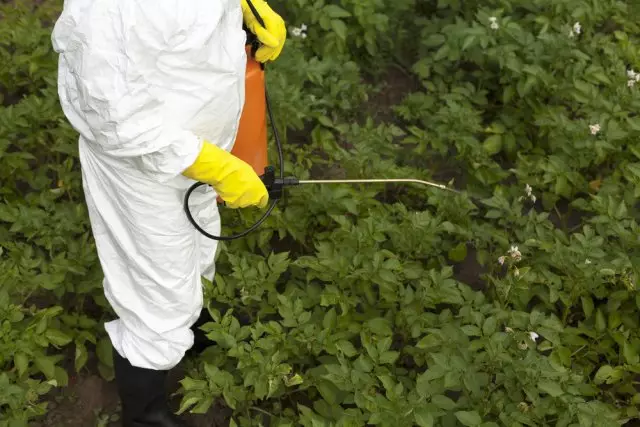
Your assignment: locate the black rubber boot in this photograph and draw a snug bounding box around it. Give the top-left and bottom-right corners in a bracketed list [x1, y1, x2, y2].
[189, 307, 213, 355]
[113, 348, 189, 427]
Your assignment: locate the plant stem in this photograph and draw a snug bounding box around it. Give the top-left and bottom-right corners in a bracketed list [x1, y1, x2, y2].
[250, 406, 276, 419]
[571, 345, 587, 357]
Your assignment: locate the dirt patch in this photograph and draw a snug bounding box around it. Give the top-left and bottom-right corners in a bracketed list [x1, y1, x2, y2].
[32, 374, 120, 427]
[31, 358, 231, 427]
[452, 245, 488, 292]
[365, 65, 420, 123]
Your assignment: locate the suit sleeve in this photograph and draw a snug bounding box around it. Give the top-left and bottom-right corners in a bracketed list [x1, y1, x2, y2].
[65, 0, 228, 182]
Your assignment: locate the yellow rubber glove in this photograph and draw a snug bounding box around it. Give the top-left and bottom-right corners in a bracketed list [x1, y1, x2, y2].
[241, 0, 286, 63]
[182, 141, 269, 209]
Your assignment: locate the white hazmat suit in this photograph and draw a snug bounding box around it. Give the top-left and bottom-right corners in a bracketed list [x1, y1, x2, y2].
[52, 0, 247, 371]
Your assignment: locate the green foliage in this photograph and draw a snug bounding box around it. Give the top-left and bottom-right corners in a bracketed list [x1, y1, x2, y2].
[1, 0, 640, 426]
[0, 2, 113, 424]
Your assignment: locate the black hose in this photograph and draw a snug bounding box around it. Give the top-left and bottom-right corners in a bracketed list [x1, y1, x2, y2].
[183, 86, 284, 241]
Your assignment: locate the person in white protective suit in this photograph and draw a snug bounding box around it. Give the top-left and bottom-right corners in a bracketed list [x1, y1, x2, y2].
[51, 0, 286, 425]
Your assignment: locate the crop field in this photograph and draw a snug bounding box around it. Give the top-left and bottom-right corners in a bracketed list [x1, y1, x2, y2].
[1, 0, 639, 426]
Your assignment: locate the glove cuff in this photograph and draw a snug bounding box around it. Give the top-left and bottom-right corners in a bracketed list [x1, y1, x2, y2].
[182, 140, 234, 185]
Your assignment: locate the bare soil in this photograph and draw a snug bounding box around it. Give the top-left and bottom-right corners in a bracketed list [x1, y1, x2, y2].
[31, 359, 231, 427]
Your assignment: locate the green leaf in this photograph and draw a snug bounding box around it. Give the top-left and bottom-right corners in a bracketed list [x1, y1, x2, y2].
[181, 377, 208, 391]
[316, 380, 340, 405]
[444, 371, 460, 388]
[414, 408, 435, 427]
[36, 317, 48, 335]
[317, 116, 333, 128]
[14, 353, 29, 376]
[608, 311, 621, 330]
[75, 341, 88, 372]
[581, 296, 594, 319]
[284, 373, 304, 387]
[35, 356, 56, 379]
[595, 309, 606, 332]
[503, 85, 516, 104]
[455, 411, 482, 426]
[574, 79, 592, 94]
[594, 365, 614, 384]
[538, 380, 564, 397]
[55, 366, 69, 387]
[623, 341, 639, 365]
[591, 71, 612, 85]
[461, 325, 482, 337]
[483, 317, 497, 336]
[96, 338, 113, 368]
[336, 340, 358, 357]
[177, 394, 201, 415]
[204, 363, 221, 381]
[323, 308, 337, 330]
[416, 334, 441, 349]
[379, 351, 400, 365]
[366, 318, 393, 336]
[432, 394, 456, 410]
[45, 329, 73, 347]
[461, 35, 477, 51]
[448, 242, 467, 263]
[482, 135, 502, 155]
[354, 355, 374, 373]
[518, 75, 536, 97]
[434, 44, 450, 61]
[324, 5, 352, 18]
[191, 396, 214, 414]
[331, 20, 348, 41]
[423, 34, 446, 47]
[98, 362, 114, 382]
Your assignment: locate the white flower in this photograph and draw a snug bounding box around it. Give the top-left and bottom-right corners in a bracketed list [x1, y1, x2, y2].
[529, 331, 539, 342]
[514, 267, 520, 277]
[569, 22, 581, 38]
[573, 22, 581, 35]
[589, 124, 601, 135]
[627, 69, 640, 88]
[498, 256, 506, 265]
[518, 341, 528, 350]
[508, 245, 522, 261]
[585, 259, 592, 264]
[290, 24, 308, 38]
[505, 327, 514, 333]
[523, 184, 537, 203]
[489, 17, 499, 30]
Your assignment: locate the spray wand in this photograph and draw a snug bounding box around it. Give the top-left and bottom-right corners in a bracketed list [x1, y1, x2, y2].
[183, 95, 462, 242]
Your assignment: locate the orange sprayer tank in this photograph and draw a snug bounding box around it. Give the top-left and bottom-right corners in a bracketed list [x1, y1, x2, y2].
[231, 45, 268, 175]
